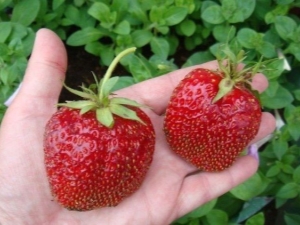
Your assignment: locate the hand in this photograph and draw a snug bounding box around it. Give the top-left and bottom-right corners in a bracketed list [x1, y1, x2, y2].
[0, 29, 276, 225]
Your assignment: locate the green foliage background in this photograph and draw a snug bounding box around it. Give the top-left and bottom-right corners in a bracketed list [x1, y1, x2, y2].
[1, 0, 300, 224]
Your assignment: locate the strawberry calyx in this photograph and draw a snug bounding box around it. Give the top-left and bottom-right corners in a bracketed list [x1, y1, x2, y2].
[58, 47, 147, 128]
[212, 45, 271, 104]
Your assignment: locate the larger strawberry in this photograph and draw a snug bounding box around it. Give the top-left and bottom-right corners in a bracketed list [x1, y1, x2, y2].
[164, 46, 267, 172]
[44, 48, 155, 211]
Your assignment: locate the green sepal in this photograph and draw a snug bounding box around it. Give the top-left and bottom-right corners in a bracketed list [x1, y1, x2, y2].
[96, 107, 114, 128]
[212, 78, 234, 104]
[110, 104, 146, 125]
[58, 100, 97, 109]
[63, 84, 96, 100]
[110, 97, 148, 108]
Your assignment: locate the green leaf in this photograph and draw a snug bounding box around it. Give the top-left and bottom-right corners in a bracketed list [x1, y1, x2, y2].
[245, 212, 265, 225]
[128, 54, 154, 82]
[284, 105, 300, 141]
[230, 173, 268, 200]
[0, 0, 11, 11]
[261, 85, 294, 109]
[257, 41, 276, 58]
[179, 19, 196, 37]
[11, 0, 40, 26]
[284, 213, 300, 225]
[100, 46, 115, 66]
[237, 28, 261, 49]
[111, 76, 135, 91]
[150, 37, 170, 59]
[182, 51, 214, 68]
[204, 209, 228, 224]
[276, 182, 299, 199]
[88, 2, 116, 28]
[52, 0, 65, 10]
[97, 107, 114, 128]
[266, 165, 281, 177]
[149, 5, 164, 23]
[131, 30, 153, 47]
[113, 20, 131, 35]
[201, 5, 225, 24]
[274, 16, 297, 41]
[178, 199, 217, 221]
[263, 59, 284, 80]
[213, 25, 236, 43]
[293, 166, 300, 184]
[233, 197, 272, 224]
[67, 28, 103, 46]
[0, 22, 12, 43]
[88, 2, 109, 21]
[164, 6, 188, 26]
[272, 139, 288, 160]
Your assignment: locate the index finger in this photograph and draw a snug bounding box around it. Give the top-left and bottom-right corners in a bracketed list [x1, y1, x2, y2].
[115, 61, 269, 115]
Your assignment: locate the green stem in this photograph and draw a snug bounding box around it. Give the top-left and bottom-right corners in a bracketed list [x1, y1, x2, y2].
[99, 47, 136, 100]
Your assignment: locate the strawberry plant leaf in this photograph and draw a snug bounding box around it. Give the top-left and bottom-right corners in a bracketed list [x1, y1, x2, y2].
[11, 0, 40, 26]
[67, 27, 103, 46]
[163, 6, 188, 26]
[111, 76, 135, 91]
[131, 30, 153, 47]
[272, 139, 288, 160]
[201, 4, 225, 24]
[52, 0, 64, 10]
[230, 173, 268, 201]
[276, 182, 299, 199]
[128, 54, 155, 82]
[113, 20, 131, 35]
[245, 212, 265, 225]
[182, 51, 214, 68]
[274, 16, 297, 41]
[293, 166, 300, 184]
[203, 209, 228, 225]
[0, 22, 12, 43]
[232, 197, 272, 224]
[237, 28, 261, 49]
[179, 19, 196, 37]
[260, 85, 293, 109]
[150, 37, 170, 59]
[284, 213, 300, 225]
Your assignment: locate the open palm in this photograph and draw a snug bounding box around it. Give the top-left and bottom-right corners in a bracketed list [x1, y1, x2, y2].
[0, 29, 275, 225]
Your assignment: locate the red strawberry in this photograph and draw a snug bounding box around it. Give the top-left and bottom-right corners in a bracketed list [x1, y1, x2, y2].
[164, 47, 265, 172]
[44, 48, 155, 211]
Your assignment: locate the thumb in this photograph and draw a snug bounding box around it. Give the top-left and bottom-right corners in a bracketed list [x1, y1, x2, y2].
[9, 28, 67, 116]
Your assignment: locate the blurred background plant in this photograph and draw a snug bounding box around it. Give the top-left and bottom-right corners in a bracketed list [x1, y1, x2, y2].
[1, 0, 300, 224]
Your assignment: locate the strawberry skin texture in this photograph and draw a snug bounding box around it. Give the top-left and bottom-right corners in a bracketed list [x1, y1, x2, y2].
[164, 68, 262, 172]
[44, 107, 155, 211]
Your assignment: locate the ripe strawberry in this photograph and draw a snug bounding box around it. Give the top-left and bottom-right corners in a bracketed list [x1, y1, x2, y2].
[44, 48, 155, 211]
[164, 47, 265, 172]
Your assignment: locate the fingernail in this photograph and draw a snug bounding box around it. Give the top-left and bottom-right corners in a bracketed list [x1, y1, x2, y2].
[247, 144, 259, 161]
[4, 83, 22, 107]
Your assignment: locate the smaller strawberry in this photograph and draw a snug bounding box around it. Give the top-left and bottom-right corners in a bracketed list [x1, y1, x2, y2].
[164, 46, 271, 172]
[44, 48, 155, 211]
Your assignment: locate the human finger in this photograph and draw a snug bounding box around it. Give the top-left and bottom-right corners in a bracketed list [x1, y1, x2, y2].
[9, 28, 67, 115]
